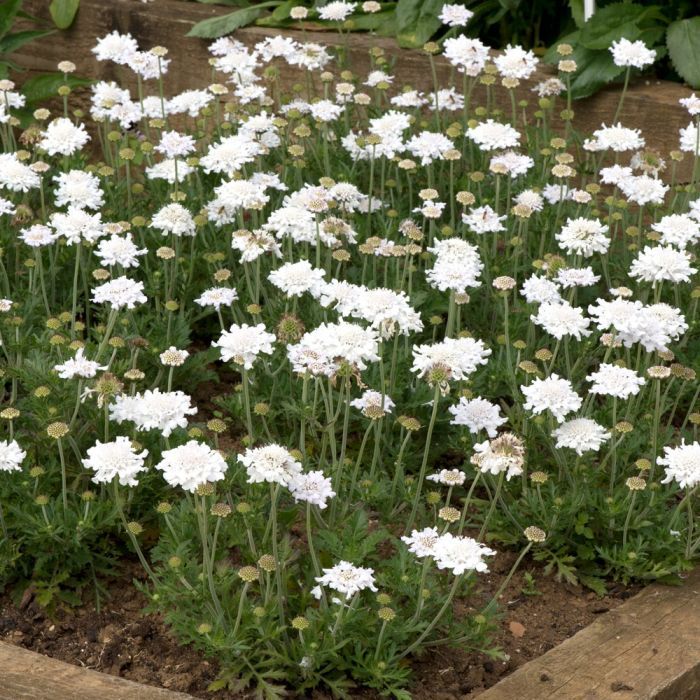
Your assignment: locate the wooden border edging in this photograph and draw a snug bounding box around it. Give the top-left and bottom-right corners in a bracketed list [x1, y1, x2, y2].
[477, 567, 700, 699]
[13, 0, 698, 179]
[0, 639, 195, 699]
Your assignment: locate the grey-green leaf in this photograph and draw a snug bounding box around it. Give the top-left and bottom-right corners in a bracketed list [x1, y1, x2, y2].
[49, 0, 80, 30]
[667, 17, 700, 89]
[186, 3, 278, 39]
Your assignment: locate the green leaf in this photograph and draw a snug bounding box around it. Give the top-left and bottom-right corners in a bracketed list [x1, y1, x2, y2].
[395, 0, 443, 48]
[20, 72, 92, 104]
[0, 29, 55, 54]
[0, 0, 22, 40]
[667, 17, 700, 88]
[570, 47, 626, 99]
[49, 0, 80, 30]
[579, 3, 648, 50]
[186, 2, 279, 38]
[568, 0, 584, 28]
[269, 0, 296, 21]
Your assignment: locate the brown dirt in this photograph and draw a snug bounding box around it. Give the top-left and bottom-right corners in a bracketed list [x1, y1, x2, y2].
[0, 554, 639, 699]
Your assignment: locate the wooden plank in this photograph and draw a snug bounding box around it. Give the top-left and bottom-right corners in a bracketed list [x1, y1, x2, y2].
[478, 568, 700, 700]
[13, 0, 697, 180]
[0, 639, 195, 700]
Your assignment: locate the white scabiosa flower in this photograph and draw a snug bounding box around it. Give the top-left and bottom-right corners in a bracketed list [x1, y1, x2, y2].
[109, 389, 197, 437]
[238, 443, 302, 487]
[38, 118, 90, 156]
[0, 153, 40, 192]
[94, 234, 147, 269]
[658, 441, 700, 489]
[212, 323, 275, 368]
[351, 287, 423, 338]
[472, 433, 525, 480]
[401, 527, 440, 558]
[586, 363, 646, 400]
[629, 245, 695, 284]
[151, 203, 196, 237]
[314, 560, 377, 599]
[156, 440, 228, 492]
[51, 206, 104, 245]
[443, 36, 488, 76]
[53, 170, 104, 210]
[195, 287, 238, 310]
[556, 267, 600, 289]
[521, 275, 562, 304]
[411, 336, 491, 383]
[521, 374, 582, 423]
[20, 224, 57, 248]
[531, 301, 591, 340]
[155, 130, 196, 159]
[405, 130, 455, 165]
[92, 31, 139, 64]
[159, 347, 189, 367]
[556, 217, 610, 257]
[552, 418, 610, 456]
[0, 439, 26, 472]
[466, 119, 520, 151]
[610, 38, 656, 69]
[462, 204, 507, 234]
[349, 390, 395, 417]
[431, 533, 496, 575]
[289, 470, 336, 509]
[592, 123, 644, 152]
[494, 44, 538, 79]
[427, 468, 467, 486]
[448, 396, 506, 438]
[318, 1, 356, 22]
[83, 436, 148, 486]
[618, 174, 668, 206]
[54, 348, 107, 379]
[652, 214, 700, 250]
[268, 260, 326, 298]
[92, 276, 147, 309]
[439, 3, 473, 26]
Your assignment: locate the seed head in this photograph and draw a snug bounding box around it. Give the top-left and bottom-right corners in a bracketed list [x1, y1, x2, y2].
[524, 526, 546, 543]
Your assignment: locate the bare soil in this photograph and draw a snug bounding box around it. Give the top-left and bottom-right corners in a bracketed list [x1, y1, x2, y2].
[0, 554, 639, 699]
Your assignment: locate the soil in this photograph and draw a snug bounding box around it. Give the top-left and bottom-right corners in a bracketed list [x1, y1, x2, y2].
[0, 554, 639, 699]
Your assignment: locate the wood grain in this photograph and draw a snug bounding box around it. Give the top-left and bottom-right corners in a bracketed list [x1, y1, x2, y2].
[0, 640, 195, 699]
[478, 568, 700, 699]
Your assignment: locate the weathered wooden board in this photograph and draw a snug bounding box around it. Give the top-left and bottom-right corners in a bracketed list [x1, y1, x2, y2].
[478, 567, 700, 699]
[13, 0, 697, 177]
[0, 639, 195, 699]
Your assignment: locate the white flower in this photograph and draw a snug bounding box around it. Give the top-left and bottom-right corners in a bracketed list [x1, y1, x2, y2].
[54, 348, 107, 379]
[84, 436, 148, 486]
[318, 1, 356, 22]
[439, 3, 473, 26]
[592, 123, 644, 152]
[289, 470, 336, 509]
[448, 397, 506, 438]
[599, 164, 633, 186]
[494, 45, 538, 79]
[350, 287, 423, 338]
[680, 93, 700, 116]
[146, 159, 194, 184]
[521, 374, 582, 423]
[151, 203, 196, 237]
[95, 233, 147, 269]
[92, 31, 138, 64]
[212, 323, 275, 368]
[349, 390, 395, 417]
[20, 224, 57, 248]
[50, 206, 104, 245]
[200, 133, 263, 176]
[401, 527, 440, 558]
[405, 131, 455, 165]
[586, 363, 646, 399]
[54, 170, 104, 210]
[521, 275, 562, 304]
[466, 119, 520, 151]
[658, 441, 700, 489]
[552, 418, 610, 455]
[39, 118, 90, 156]
[652, 214, 700, 250]
[427, 238, 483, 292]
[462, 205, 506, 234]
[160, 346, 189, 367]
[443, 36, 488, 76]
[168, 89, 214, 117]
[531, 301, 591, 340]
[610, 38, 656, 69]
[0, 153, 40, 192]
[156, 440, 228, 492]
[238, 443, 303, 487]
[556, 217, 610, 257]
[629, 246, 695, 284]
[309, 99, 343, 122]
[412, 337, 491, 383]
[314, 560, 377, 599]
[0, 439, 26, 472]
[92, 276, 147, 309]
[618, 174, 668, 206]
[109, 389, 197, 437]
[472, 433, 525, 480]
[195, 287, 238, 310]
[155, 130, 196, 160]
[427, 468, 466, 486]
[431, 533, 496, 575]
[490, 151, 534, 177]
[268, 260, 326, 298]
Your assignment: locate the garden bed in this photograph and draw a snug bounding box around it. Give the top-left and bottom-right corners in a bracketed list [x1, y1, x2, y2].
[0, 555, 638, 699]
[14, 0, 697, 178]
